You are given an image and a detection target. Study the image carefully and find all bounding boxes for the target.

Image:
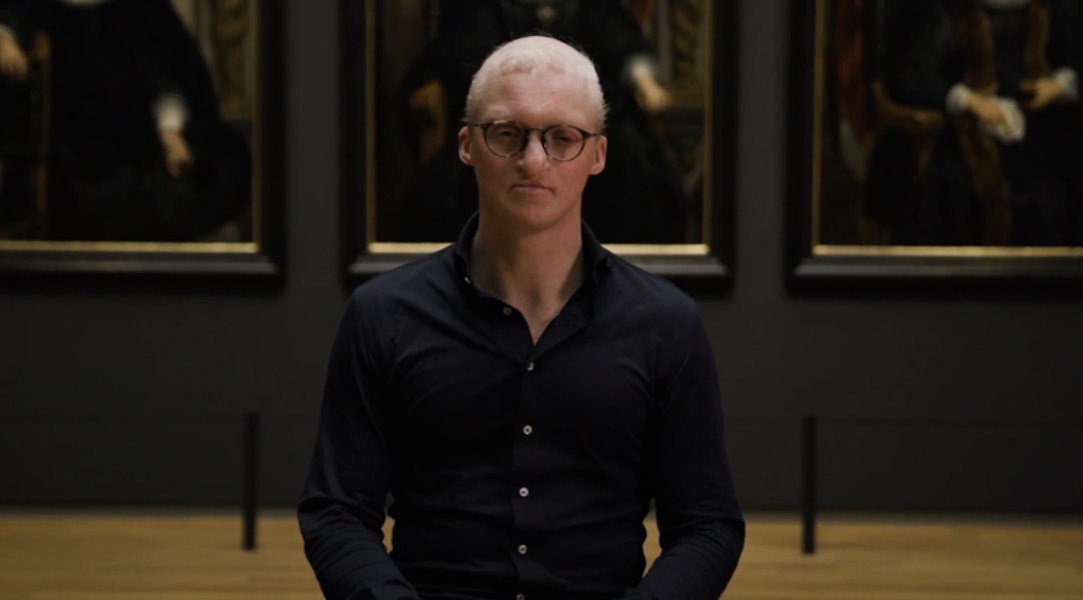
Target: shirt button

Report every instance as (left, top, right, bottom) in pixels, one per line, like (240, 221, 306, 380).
(526, 361, 535, 372)
(517, 544, 528, 555)
(463, 276, 471, 285)
(519, 487, 529, 498)
(522, 424, 533, 436)
(502, 306, 513, 316)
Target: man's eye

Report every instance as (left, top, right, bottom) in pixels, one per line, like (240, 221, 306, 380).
(491, 125, 522, 138)
(549, 128, 580, 144)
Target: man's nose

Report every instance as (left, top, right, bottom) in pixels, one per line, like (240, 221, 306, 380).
(518, 131, 549, 164)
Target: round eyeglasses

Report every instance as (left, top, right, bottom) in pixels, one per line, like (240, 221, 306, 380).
(467, 120, 601, 162)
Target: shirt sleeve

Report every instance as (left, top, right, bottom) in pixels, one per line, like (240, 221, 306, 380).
(625, 308, 745, 599)
(298, 293, 420, 600)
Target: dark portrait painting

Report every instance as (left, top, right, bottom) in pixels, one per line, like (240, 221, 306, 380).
(790, 0, 1083, 284)
(0, 0, 282, 280)
(342, 0, 734, 284)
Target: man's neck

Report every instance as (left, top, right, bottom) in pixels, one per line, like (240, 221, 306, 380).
(470, 219, 585, 342)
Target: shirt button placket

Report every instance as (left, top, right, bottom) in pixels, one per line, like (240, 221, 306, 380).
(517, 344, 535, 595)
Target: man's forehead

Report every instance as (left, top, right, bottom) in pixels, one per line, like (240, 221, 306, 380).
(477, 77, 596, 122)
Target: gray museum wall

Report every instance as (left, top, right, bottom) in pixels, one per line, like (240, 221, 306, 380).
(0, 0, 1080, 512)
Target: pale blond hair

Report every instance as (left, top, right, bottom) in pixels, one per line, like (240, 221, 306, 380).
(464, 35, 608, 131)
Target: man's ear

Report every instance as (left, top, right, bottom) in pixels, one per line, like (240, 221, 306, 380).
(589, 134, 607, 175)
(457, 126, 473, 166)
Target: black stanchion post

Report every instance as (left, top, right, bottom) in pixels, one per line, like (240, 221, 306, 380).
(801, 413, 817, 554)
(242, 411, 260, 551)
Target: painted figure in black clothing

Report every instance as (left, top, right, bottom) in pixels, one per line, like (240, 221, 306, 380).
(0, 0, 250, 241)
(397, 0, 688, 243)
(867, 0, 1083, 246)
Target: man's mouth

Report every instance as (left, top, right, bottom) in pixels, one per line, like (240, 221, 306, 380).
(512, 181, 549, 192)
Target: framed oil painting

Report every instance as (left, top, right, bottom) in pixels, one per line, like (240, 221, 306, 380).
(340, 0, 735, 285)
(789, 0, 1083, 286)
(0, 0, 283, 281)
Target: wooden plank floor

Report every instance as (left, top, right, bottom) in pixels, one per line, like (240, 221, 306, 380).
(1, 510, 1081, 599)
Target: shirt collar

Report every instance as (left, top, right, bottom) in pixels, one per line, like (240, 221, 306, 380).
(451, 212, 611, 294)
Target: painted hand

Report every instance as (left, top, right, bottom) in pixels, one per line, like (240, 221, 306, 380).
(160, 129, 194, 178)
(1019, 77, 1062, 110)
(0, 32, 28, 82)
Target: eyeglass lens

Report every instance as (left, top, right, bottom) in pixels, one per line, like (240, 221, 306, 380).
(485, 122, 587, 161)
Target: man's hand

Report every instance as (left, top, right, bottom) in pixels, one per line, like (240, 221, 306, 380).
(0, 32, 28, 82)
(159, 129, 193, 178)
(1019, 77, 1062, 110)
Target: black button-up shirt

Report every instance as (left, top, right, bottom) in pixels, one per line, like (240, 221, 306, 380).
(299, 216, 744, 600)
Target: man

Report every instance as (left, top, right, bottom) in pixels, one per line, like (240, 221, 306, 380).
(299, 35, 744, 600)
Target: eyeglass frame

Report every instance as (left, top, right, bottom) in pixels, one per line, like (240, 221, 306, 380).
(466, 119, 603, 162)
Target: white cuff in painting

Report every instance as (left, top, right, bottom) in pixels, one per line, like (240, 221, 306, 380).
(946, 83, 972, 115)
(623, 54, 662, 87)
(1052, 68, 1079, 100)
(154, 93, 189, 133)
